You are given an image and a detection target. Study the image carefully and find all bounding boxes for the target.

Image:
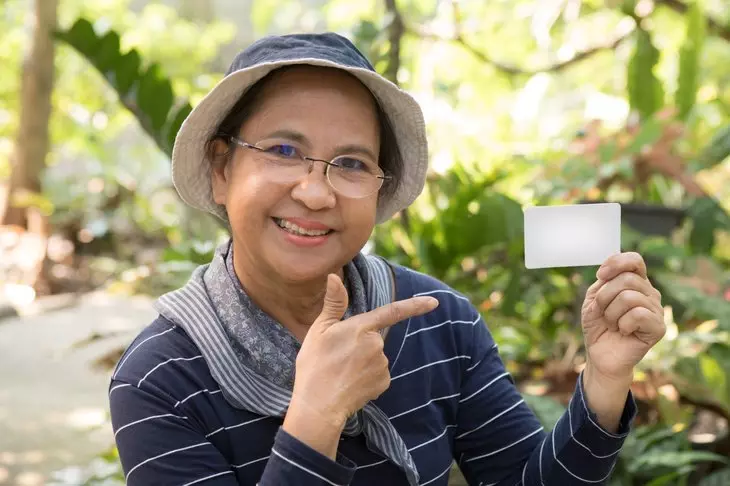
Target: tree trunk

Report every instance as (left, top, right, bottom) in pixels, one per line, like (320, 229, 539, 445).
(0, 0, 58, 293)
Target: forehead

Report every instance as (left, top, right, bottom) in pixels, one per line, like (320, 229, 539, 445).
(241, 66, 381, 143)
(254, 67, 377, 115)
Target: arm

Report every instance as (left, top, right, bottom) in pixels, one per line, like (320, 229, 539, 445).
(582, 363, 634, 434)
(110, 379, 238, 486)
(453, 316, 636, 485)
(110, 379, 357, 486)
(282, 393, 346, 460)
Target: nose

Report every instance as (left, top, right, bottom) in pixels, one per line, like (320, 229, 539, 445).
(290, 160, 336, 211)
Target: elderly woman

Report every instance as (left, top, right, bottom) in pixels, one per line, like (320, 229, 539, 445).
(109, 33, 665, 486)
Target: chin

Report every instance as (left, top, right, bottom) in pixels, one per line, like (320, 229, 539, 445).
(271, 252, 344, 283)
(275, 263, 335, 283)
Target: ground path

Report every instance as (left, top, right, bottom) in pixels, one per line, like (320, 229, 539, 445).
(0, 292, 155, 485)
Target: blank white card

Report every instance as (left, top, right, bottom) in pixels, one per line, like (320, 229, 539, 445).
(524, 203, 621, 269)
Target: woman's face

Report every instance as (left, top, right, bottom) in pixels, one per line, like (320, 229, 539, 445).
(211, 67, 381, 282)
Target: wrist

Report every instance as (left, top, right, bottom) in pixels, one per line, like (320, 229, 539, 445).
(283, 394, 346, 461)
(583, 362, 634, 392)
(581, 365, 633, 434)
(289, 392, 348, 431)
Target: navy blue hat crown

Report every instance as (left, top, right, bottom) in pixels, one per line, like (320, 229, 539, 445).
(226, 33, 375, 77)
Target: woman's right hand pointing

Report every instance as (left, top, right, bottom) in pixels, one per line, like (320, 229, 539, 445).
(282, 274, 439, 459)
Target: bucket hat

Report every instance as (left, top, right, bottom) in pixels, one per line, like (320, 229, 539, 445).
(171, 32, 429, 224)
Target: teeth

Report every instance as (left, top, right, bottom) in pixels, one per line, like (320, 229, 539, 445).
(275, 218, 330, 236)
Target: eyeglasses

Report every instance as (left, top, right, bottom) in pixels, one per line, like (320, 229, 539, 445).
(227, 136, 391, 199)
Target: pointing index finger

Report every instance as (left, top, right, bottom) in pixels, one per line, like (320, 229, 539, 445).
(360, 296, 439, 332)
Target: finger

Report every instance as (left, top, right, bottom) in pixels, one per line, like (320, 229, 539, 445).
(597, 252, 647, 281)
(617, 306, 658, 338)
(603, 289, 654, 327)
(371, 368, 392, 399)
(595, 272, 657, 313)
(316, 274, 349, 327)
(584, 277, 606, 300)
(358, 296, 439, 333)
(582, 278, 608, 314)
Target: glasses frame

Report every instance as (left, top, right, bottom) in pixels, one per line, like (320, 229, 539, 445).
(226, 135, 392, 199)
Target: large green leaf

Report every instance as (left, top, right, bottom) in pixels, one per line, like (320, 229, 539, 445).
(94, 31, 122, 75)
(113, 49, 142, 96)
(675, 0, 706, 119)
(56, 18, 98, 58)
(627, 28, 664, 120)
(55, 17, 190, 158)
(136, 63, 174, 132)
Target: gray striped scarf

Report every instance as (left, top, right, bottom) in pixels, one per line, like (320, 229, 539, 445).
(154, 241, 420, 485)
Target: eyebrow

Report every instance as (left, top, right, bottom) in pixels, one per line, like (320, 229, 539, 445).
(259, 129, 378, 161)
(260, 129, 309, 145)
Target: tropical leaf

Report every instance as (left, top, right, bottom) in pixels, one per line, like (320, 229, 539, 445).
(627, 28, 664, 119)
(676, 0, 706, 119)
(55, 18, 189, 158)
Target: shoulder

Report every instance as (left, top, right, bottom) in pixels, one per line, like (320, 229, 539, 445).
(389, 261, 477, 317)
(110, 316, 214, 402)
(386, 261, 485, 349)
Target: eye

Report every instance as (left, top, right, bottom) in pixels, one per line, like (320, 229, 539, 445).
(335, 157, 370, 172)
(264, 144, 298, 158)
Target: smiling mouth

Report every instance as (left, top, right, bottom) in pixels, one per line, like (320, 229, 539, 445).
(273, 218, 333, 237)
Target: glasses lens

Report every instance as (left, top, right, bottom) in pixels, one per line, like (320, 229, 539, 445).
(328, 156, 383, 198)
(255, 143, 309, 182)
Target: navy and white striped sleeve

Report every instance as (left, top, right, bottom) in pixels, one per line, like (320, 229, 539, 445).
(110, 379, 238, 486)
(258, 428, 356, 485)
(453, 313, 636, 485)
(111, 378, 357, 486)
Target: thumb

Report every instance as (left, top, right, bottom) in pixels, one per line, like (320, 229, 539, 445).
(317, 274, 349, 326)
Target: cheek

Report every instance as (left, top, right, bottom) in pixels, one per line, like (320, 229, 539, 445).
(341, 196, 377, 239)
(225, 171, 278, 225)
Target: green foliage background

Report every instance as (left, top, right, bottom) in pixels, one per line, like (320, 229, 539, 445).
(3, 0, 730, 484)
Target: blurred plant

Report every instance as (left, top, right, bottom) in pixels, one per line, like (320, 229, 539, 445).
(55, 18, 192, 158)
(611, 424, 729, 486)
(44, 3, 730, 485)
(519, 391, 730, 485)
(48, 446, 124, 486)
(373, 163, 590, 373)
(542, 110, 714, 205)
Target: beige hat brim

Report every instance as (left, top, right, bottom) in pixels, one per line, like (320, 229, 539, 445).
(171, 58, 428, 224)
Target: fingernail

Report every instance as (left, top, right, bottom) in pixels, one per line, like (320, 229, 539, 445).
(422, 297, 439, 307)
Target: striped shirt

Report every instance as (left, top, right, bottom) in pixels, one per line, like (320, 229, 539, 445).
(109, 263, 636, 485)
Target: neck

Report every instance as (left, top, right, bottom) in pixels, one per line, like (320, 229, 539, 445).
(231, 243, 345, 342)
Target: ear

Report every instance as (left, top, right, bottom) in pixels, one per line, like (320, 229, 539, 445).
(210, 139, 231, 205)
